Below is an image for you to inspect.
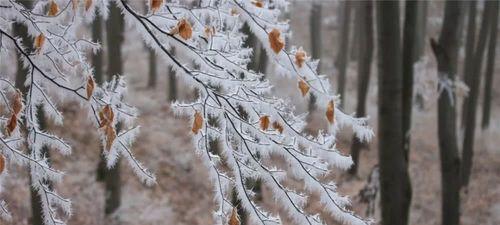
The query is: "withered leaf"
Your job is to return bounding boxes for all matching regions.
[72,0,79,11]
[85,0,92,11]
[12,90,23,115]
[48,0,59,16]
[104,125,116,151]
[252,0,264,8]
[259,115,270,131]
[5,114,17,137]
[326,100,335,124]
[268,28,284,54]
[272,121,284,134]
[298,79,310,97]
[86,76,95,100]
[99,105,114,128]
[178,19,193,40]
[192,111,203,134]
[150,0,163,13]
[295,49,306,68]
[0,154,5,175]
[228,207,240,225]
[34,34,45,55]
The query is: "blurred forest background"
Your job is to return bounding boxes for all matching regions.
[1,1,500,225]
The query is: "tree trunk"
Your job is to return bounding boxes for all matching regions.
[481,5,499,129]
[430,2,464,225]
[168,66,177,101]
[92,14,104,84]
[308,3,322,112]
[461,1,494,188]
[375,2,408,225]
[336,1,352,109]
[348,0,373,176]
[461,1,477,127]
[104,1,124,215]
[414,1,428,62]
[148,48,157,88]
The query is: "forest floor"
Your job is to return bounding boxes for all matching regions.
[2,2,500,225]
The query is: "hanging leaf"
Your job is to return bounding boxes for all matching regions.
[326,100,335,124]
[12,90,23,115]
[272,121,284,134]
[99,105,114,128]
[259,115,270,131]
[298,79,310,97]
[86,76,95,100]
[295,48,306,68]
[204,26,216,38]
[85,0,92,11]
[228,207,240,225]
[192,111,203,134]
[178,19,193,40]
[5,114,17,137]
[72,0,79,11]
[252,0,264,8]
[230,8,239,16]
[34,34,45,55]
[48,0,59,16]
[150,0,163,13]
[0,154,4,175]
[268,28,284,54]
[104,124,116,151]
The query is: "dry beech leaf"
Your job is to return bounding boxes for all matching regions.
[298,79,310,97]
[259,115,270,131]
[0,154,5,175]
[295,49,306,68]
[272,121,284,134]
[326,100,335,124]
[48,0,59,16]
[99,105,114,127]
[204,26,215,38]
[192,111,203,134]
[5,114,17,137]
[178,19,193,40]
[34,34,45,55]
[85,0,92,11]
[228,207,240,225]
[86,76,95,100]
[252,0,264,8]
[12,90,23,115]
[268,28,284,54]
[72,0,79,11]
[104,125,116,151]
[150,0,163,13]
[230,8,239,16]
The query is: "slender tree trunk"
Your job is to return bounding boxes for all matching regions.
[308,3,322,112]
[104,1,124,215]
[168,66,177,101]
[430,2,464,225]
[92,14,104,84]
[376,2,408,225]
[336,1,352,109]
[481,5,499,129]
[148,48,157,88]
[461,1,494,188]
[461,1,477,127]
[414,1,428,108]
[349,0,373,176]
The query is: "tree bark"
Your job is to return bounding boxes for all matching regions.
[461,1,477,127]
[414,1,428,62]
[104,1,124,215]
[349,0,373,176]
[430,2,464,225]
[308,3,322,112]
[336,1,352,109]
[168,66,177,101]
[481,4,499,129]
[375,2,408,225]
[92,14,104,84]
[461,1,494,188]
[147,48,157,88]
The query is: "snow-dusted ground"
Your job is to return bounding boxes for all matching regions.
[1,1,500,225]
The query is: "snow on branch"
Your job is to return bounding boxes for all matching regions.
[117,0,372,224]
[0,0,154,224]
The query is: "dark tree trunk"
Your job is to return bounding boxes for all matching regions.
[401,2,420,223]
[461,1,477,127]
[92,14,104,84]
[168,66,177,101]
[481,5,499,129]
[461,1,494,188]
[414,1,428,108]
[104,1,124,215]
[375,2,408,225]
[308,3,322,112]
[336,1,352,109]
[349,0,373,176]
[147,48,157,88]
[430,2,464,225]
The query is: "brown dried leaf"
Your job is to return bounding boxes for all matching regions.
[34,34,45,55]
[48,0,59,16]
[85,0,92,11]
[12,90,23,115]
[178,19,193,40]
[298,79,310,97]
[326,100,335,124]
[230,8,239,16]
[268,28,284,54]
[192,111,203,134]
[5,114,17,137]
[252,0,264,8]
[104,125,116,151]
[259,115,270,131]
[0,154,4,175]
[99,105,114,127]
[272,121,284,134]
[150,0,163,13]
[72,0,79,11]
[204,26,215,38]
[86,76,95,100]
[228,207,240,225]
[295,49,306,68]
